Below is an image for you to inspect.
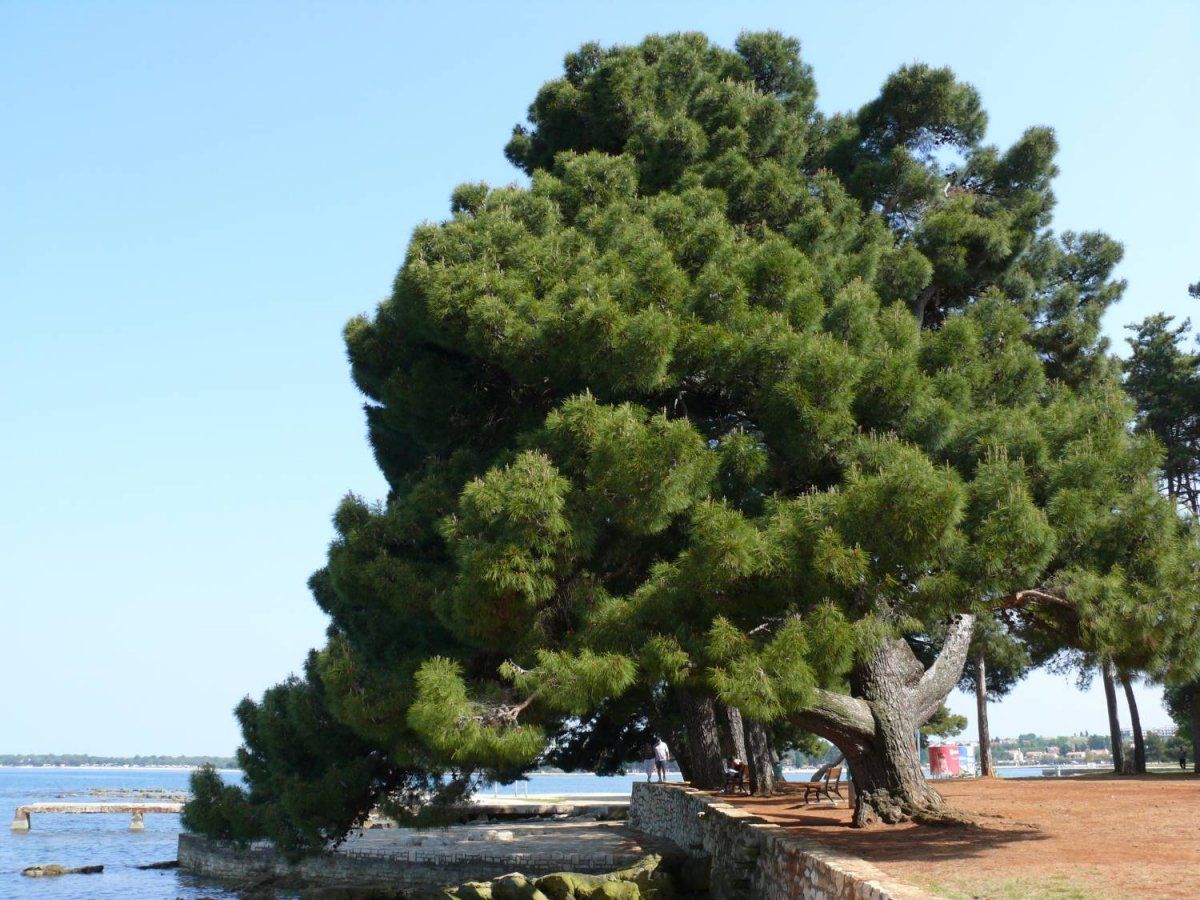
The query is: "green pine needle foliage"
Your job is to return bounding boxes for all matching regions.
[198,31,1200,852]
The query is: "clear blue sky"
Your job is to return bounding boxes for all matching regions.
[2,2,1196,755]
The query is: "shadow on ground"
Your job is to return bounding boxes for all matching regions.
[719,790,1051,865]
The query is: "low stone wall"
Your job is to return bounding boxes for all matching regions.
[180,832,507,889]
[179,820,664,891]
[628,783,936,899]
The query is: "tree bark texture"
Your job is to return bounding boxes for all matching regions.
[792,613,976,827]
[974,653,993,777]
[678,689,725,789]
[1102,662,1125,774]
[745,718,776,796]
[717,704,747,763]
[1120,673,1146,774]
[656,695,693,784]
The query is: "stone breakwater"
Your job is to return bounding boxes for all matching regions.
[178,819,673,892]
[627,782,936,899]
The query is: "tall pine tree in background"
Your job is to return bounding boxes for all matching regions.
[185,33,1200,841]
[959,619,1034,777]
[1125,284,1200,771]
[1125,292,1200,517]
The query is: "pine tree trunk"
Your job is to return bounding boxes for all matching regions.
[842,636,944,826]
[745,719,776,796]
[677,689,725,789]
[1191,688,1200,775]
[1120,673,1146,774]
[672,748,693,784]
[792,614,976,827]
[974,653,993,777]
[842,718,938,827]
[1102,662,1125,774]
[717,704,747,763]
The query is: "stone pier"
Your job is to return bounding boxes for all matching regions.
[11,802,182,832]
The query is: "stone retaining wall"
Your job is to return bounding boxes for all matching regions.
[178,822,657,891]
[180,832,523,889]
[628,783,936,899]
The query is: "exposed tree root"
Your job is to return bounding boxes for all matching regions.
[853,788,980,829]
[911,804,981,828]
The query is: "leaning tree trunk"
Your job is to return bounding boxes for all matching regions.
[974,653,993,777]
[677,688,725,789]
[1101,662,1125,774]
[1120,673,1146,774]
[745,719,776,796]
[793,613,976,827]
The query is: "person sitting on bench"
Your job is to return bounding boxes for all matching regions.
[722,756,747,794]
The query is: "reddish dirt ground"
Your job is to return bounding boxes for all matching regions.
[725,774,1200,898]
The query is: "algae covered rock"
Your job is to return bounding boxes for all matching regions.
[535,872,598,899]
[492,873,551,900]
[534,854,673,899]
[448,854,676,900]
[589,882,640,899]
[444,881,494,898]
[535,872,635,899]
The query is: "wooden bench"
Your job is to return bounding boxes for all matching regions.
[795,765,845,806]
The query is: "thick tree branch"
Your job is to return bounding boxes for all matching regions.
[792,687,875,751]
[914,613,976,723]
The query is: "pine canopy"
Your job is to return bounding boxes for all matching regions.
[191,32,1199,849]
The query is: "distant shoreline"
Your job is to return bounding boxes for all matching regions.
[0,764,239,771]
[0,756,237,770]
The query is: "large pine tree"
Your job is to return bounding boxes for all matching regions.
[188,33,1198,839]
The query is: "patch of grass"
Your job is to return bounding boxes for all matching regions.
[919,873,1107,900]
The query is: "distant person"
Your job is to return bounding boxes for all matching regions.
[653,737,671,782]
[1181,751,1188,771]
[642,742,656,781]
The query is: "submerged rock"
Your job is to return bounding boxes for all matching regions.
[447,881,495,899]
[22,864,104,877]
[536,873,640,899]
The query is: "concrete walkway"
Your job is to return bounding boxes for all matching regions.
[362,793,630,828]
[344,819,660,869]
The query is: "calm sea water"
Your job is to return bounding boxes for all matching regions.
[0,767,244,900]
[0,765,1056,898]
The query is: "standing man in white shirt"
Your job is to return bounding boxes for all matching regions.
[653,737,671,783]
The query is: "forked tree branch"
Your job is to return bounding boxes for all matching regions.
[914,613,977,723]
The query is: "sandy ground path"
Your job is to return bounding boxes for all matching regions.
[726,774,1200,899]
